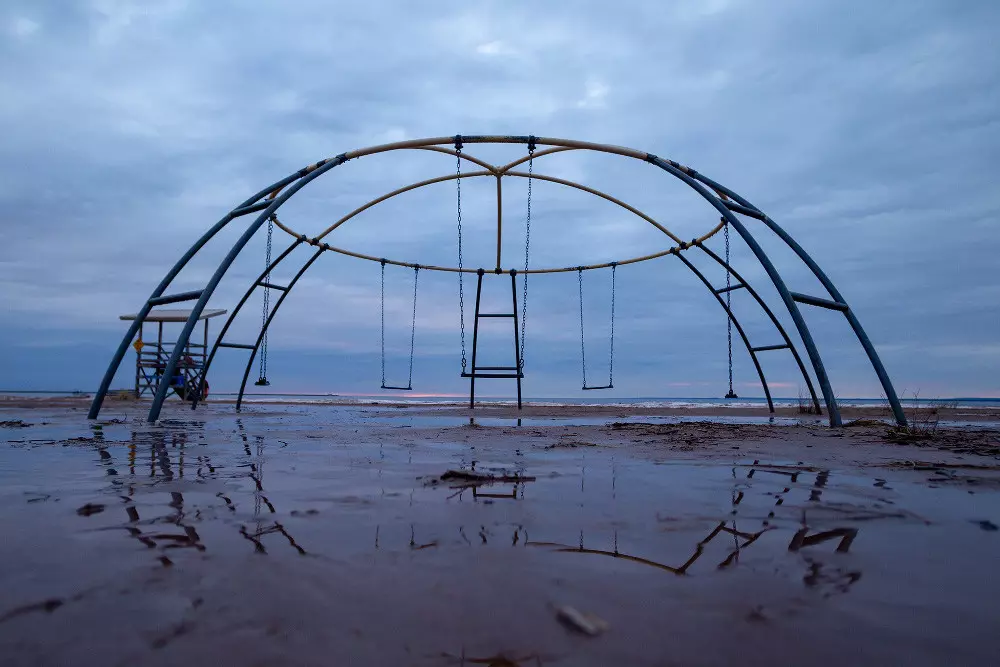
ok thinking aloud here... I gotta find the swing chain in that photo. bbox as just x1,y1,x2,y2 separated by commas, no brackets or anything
456,140,467,373
258,215,274,383
520,143,534,369
380,260,386,387
408,266,419,389
724,219,734,395
578,268,587,389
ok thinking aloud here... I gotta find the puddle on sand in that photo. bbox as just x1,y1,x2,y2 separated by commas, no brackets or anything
0,409,999,666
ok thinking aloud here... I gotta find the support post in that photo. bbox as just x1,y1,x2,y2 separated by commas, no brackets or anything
495,175,503,272
688,170,906,427
697,244,821,414
647,156,842,426
469,270,484,409
193,238,303,409
674,252,774,412
146,155,345,422
510,270,523,410
235,247,325,410
88,166,309,420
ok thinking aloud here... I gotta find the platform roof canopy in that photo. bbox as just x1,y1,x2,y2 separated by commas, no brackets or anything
119,308,227,322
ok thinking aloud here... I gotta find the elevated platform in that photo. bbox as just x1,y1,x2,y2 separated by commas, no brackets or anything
120,308,227,322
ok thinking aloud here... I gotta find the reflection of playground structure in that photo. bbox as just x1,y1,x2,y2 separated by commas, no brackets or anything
415,461,863,591
87,429,861,590
89,419,304,562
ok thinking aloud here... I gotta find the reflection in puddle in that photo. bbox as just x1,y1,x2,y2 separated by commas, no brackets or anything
2,407,999,665
59,430,889,593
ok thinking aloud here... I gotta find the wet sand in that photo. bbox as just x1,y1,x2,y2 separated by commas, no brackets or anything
1,401,999,665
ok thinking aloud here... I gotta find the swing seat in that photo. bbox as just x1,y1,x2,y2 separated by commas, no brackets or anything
725,390,739,399
254,377,270,387
380,384,412,391
582,384,613,391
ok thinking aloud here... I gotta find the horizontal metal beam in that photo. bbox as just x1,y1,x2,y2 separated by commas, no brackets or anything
231,200,273,217
751,343,790,352
257,281,288,291
474,366,519,371
714,283,745,294
477,313,515,318
460,372,524,379
217,342,256,350
722,200,766,220
790,292,850,312
148,290,203,306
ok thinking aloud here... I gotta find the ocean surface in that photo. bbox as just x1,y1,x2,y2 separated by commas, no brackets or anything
3,391,998,410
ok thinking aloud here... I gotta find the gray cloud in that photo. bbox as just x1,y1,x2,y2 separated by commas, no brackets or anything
1,0,998,399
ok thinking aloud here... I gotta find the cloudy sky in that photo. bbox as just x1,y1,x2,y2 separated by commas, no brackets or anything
1,0,997,401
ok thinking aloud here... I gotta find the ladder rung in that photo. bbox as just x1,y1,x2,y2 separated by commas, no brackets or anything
715,284,745,294
582,385,614,391
751,344,790,352
477,313,515,318
722,200,766,220
380,385,412,391
257,281,288,292
148,289,203,306
474,366,519,371
461,372,524,379
790,292,849,312
218,342,256,350
231,200,273,217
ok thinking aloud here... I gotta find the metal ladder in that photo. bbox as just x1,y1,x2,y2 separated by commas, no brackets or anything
461,269,523,409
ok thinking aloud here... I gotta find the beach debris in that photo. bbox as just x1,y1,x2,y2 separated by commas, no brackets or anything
0,420,31,428
0,598,64,625
438,650,546,666
555,605,608,636
542,440,599,450
844,418,886,427
440,470,536,484
290,508,320,517
76,502,105,517
972,519,998,531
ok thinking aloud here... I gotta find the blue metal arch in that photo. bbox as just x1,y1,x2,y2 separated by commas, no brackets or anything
88,136,906,426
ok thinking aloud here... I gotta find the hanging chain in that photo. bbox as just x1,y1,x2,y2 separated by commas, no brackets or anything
578,268,587,388
258,215,274,381
380,260,386,387
725,219,734,395
407,267,419,389
456,143,467,373
609,263,616,387
519,146,533,370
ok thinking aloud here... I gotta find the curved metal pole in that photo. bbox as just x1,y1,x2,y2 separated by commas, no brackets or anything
685,172,905,426
146,154,349,422
697,243,822,414
236,247,325,410
191,236,304,409
311,170,492,242
645,156,842,426
87,168,311,419
672,252,774,411
759,218,906,424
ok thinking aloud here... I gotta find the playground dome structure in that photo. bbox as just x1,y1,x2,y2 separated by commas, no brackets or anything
88,135,908,427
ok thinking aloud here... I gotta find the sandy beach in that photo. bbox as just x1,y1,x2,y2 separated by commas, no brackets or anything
1,399,999,665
